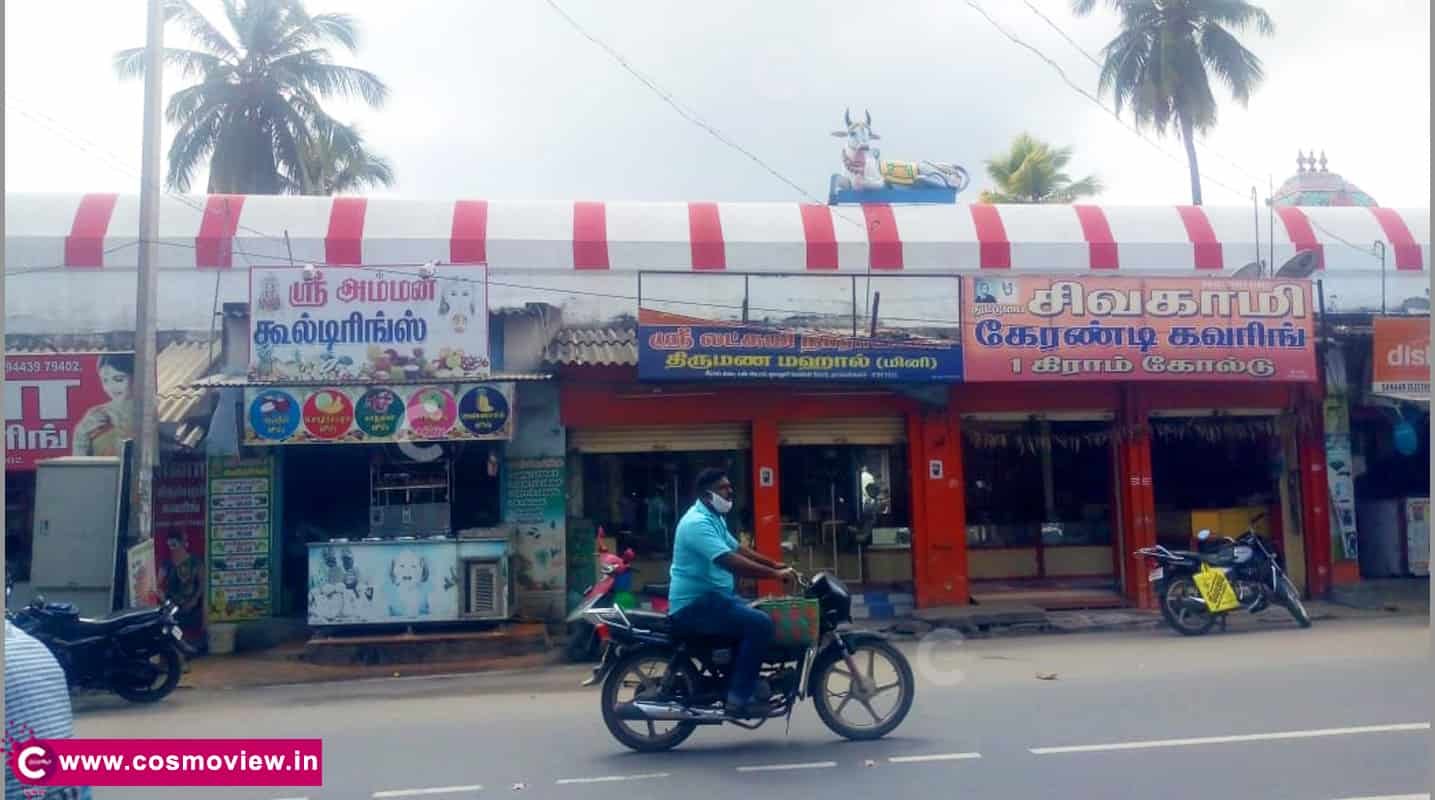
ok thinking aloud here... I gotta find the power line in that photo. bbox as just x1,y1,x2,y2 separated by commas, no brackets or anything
963,0,1251,202
540,0,867,234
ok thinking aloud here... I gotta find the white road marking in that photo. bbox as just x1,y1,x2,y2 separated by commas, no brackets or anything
736,761,838,773
1332,795,1430,800
372,785,483,798
1031,722,1431,755
555,773,670,785
888,752,983,764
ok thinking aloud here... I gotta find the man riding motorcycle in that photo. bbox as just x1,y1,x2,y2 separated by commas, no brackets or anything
667,468,797,719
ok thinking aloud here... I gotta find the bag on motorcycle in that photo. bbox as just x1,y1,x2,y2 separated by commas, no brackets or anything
754,598,820,647
1193,564,1241,613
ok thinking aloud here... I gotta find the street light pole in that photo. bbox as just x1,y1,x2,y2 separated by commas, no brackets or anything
130,0,164,545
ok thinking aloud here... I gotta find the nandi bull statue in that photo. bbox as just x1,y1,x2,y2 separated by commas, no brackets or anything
832,109,970,194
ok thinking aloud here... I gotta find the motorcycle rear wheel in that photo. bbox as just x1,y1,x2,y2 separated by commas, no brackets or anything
812,639,915,741
600,650,698,752
1159,577,1218,636
113,644,183,703
1279,574,1313,628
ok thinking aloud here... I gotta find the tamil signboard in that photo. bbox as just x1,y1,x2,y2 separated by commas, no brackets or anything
1371,317,1430,397
5,352,136,470
962,276,1317,383
248,265,490,382
637,310,963,382
207,457,275,622
242,382,514,445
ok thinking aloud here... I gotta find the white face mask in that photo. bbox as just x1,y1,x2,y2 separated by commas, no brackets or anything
708,491,734,514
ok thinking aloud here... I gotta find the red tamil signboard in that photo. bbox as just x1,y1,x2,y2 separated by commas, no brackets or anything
963,276,1317,383
1371,317,1430,396
4,353,135,470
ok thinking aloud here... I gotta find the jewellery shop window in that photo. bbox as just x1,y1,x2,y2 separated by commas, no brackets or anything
963,420,1115,549
576,450,753,563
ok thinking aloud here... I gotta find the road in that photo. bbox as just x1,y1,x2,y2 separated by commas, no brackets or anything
75,616,1430,800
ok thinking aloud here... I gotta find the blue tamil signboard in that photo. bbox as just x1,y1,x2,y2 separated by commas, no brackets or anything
637,311,963,383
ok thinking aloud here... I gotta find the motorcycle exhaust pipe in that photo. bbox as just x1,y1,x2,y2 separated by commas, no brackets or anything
615,701,726,722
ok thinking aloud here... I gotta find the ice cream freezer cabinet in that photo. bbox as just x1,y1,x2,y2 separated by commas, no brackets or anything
306,536,513,626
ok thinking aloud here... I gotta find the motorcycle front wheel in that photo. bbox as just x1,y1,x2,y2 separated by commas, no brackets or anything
113,643,183,703
600,650,698,752
1159,577,1218,636
812,639,915,741
1279,574,1313,628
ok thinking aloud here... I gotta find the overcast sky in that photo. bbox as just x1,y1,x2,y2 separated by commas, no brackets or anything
5,0,1430,208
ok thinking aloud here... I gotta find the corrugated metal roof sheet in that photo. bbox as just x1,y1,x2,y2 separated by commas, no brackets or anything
544,325,638,367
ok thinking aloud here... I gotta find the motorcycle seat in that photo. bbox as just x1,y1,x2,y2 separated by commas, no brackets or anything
1195,550,1237,567
620,609,740,646
75,607,164,632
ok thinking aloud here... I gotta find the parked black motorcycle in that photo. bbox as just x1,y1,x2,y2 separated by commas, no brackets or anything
579,571,915,752
7,581,195,703
1137,513,1312,636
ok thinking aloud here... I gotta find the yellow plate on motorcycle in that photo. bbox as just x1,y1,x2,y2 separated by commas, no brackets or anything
1193,564,1240,613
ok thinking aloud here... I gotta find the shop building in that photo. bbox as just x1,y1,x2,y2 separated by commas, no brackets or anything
4,193,1428,619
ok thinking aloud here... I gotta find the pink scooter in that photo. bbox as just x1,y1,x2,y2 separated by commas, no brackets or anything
566,532,668,661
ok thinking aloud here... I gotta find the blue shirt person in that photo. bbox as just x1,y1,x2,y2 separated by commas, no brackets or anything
5,620,92,799
667,468,796,718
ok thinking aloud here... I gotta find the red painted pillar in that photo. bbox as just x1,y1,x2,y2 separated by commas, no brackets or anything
1119,388,1158,609
908,411,969,608
1297,400,1334,596
751,418,782,597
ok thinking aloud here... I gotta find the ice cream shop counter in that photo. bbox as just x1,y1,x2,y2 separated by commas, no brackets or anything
307,531,514,627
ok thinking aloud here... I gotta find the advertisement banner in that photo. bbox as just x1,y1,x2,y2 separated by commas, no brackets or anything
126,539,160,609
154,460,207,643
5,353,136,470
248,264,490,382
637,311,963,382
207,457,274,622
1371,316,1430,396
963,276,1317,382
307,541,459,625
242,382,514,445
505,457,567,592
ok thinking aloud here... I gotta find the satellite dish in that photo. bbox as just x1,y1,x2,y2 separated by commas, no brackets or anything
1230,261,1263,279
1275,250,1319,278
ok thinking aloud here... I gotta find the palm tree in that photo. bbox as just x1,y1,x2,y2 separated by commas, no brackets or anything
115,0,390,195
1071,0,1274,205
287,120,395,195
979,133,1102,204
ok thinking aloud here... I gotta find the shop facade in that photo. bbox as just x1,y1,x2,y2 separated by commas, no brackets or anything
5,193,1428,616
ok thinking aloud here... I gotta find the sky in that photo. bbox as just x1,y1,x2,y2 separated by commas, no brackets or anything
4,0,1431,208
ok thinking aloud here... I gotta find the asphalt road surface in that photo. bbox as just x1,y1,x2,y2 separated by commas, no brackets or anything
74,615,1430,800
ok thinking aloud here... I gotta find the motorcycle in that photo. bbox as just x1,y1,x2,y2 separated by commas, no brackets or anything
7,578,195,703
565,544,669,662
1137,513,1312,636
579,570,915,752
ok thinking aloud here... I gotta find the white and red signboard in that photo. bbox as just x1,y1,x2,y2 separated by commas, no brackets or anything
4,353,135,471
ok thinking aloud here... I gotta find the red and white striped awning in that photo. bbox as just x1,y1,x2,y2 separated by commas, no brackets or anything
4,193,1428,333
6,192,1427,274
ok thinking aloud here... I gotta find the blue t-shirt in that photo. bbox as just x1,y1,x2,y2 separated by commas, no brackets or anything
668,501,738,614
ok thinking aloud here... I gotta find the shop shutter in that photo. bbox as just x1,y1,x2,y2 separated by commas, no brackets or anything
568,424,751,454
776,417,908,446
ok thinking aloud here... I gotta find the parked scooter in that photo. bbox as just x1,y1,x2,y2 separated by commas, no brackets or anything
566,543,668,662
7,576,195,703
1137,513,1312,636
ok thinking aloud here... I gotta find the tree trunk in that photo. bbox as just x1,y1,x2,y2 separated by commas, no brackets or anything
1179,112,1203,205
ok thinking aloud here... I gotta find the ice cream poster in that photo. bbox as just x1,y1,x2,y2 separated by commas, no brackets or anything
248,264,490,382
243,383,514,445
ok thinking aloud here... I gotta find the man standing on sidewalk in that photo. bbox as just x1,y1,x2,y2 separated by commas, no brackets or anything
5,619,92,799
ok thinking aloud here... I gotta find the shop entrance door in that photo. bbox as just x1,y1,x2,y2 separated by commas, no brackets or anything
1151,412,1298,589
961,415,1120,605
776,418,911,588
